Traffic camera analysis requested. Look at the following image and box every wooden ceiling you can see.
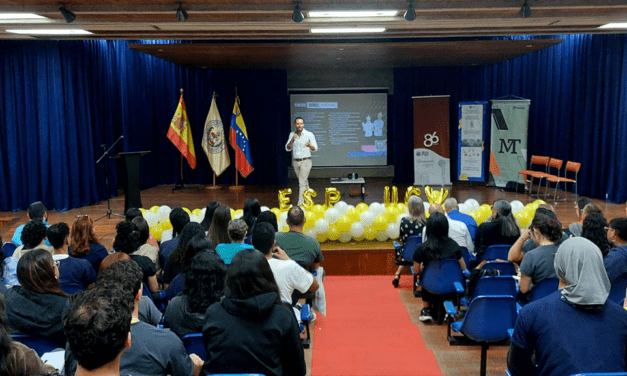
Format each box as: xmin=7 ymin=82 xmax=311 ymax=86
xmin=0 ymin=0 xmax=624 ymax=68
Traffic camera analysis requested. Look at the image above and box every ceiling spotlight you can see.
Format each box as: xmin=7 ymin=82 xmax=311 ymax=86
xmin=404 ymin=0 xmax=416 ymax=22
xmin=59 ymin=4 xmax=76 ymax=24
xmin=519 ymin=0 xmax=531 ymax=18
xmin=292 ymin=3 xmax=304 ymax=23
xmin=176 ymin=3 xmax=188 ymax=22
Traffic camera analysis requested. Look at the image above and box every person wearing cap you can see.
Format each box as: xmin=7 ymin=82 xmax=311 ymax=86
xmin=286 ymin=117 xmax=318 ymax=206
xmin=215 ymin=218 xmax=254 ymax=265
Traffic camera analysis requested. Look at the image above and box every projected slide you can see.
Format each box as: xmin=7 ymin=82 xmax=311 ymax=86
xmin=290 ymin=92 xmax=388 ymax=167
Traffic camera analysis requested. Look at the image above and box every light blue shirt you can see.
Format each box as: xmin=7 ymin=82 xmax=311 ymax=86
xmin=12 ymin=221 xmax=51 ymax=247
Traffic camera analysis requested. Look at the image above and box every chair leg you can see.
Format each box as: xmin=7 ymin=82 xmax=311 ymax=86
xmin=480 ymin=343 xmax=488 ymax=376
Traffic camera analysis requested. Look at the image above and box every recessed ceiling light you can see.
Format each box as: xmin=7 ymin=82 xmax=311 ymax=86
xmin=6 ymin=29 xmax=93 ymax=35
xmin=311 ymin=27 xmax=386 ymax=34
xmin=0 ymin=13 xmax=46 ymax=20
xmin=599 ymin=23 xmax=627 ymax=29
xmin=308 ymin=11 xmax=398 ymax=18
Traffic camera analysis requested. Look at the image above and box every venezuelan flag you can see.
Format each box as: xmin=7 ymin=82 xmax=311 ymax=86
xmin=229 ymin=96 xmax=254 ymax=178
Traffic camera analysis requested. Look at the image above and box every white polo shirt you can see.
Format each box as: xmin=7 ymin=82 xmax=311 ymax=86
xmin=285 ymin=129 xmax=318 ymax=159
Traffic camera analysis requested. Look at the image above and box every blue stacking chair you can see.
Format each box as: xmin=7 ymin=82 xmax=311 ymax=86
xmin=481 ymin=260 xmax=516 ymax=276
xmin=525 ymin=277 xmax=559 ymax=304
xmin=466 ymin=275 xmax=518 ymax=304
xmin=11 ymin=334 xmax=59 ymax=357
xmin=2 ymin=242 xmax=17 ymax=258
xmin=182 ymin=333 xmax=205 ymax=360
xmin=570 ymin=373 xmax=627 ymax=375
xmin=608 ymin=274 xmax=627 ymax=304
xmin=480 ymin=244 xmax=511 ymax=262
xmin=444 ymin=295 xmax=518 ymax=376
xmin=393 ymin=235 xmax=422 ymax=296
xmin=210 ymin=374 xmax=266 ymax=376
xmin=420 ymin=258 xmax=465 ymax=323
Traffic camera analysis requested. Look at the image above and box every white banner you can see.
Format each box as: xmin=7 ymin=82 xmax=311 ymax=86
xmin=489 ymin=99 xmax=530 ymax=187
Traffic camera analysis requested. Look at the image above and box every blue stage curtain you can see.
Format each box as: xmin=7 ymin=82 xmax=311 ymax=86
xmin=393 ymin=34 xmax=627 ymax=203
xmin=0 ymin=40 xmax=289 ymax=211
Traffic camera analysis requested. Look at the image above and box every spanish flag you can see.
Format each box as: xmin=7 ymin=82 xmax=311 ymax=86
xmin=229 ymin=96 xmax=254 ymax=178
xmin=167 ymin=92 xmax=197 ymax=169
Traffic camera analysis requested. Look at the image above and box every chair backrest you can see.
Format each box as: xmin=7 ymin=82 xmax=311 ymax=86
xmin=527 ymin=277 xmax=559 ymax=303
xmin=11 ymin=334 xmax=58 ymax=357
xmin=565 ymin=161 xmax=581 ymax=173
xmin=608 ymin=274 xmax=627 ymax=304
xmin=182 ymin=332 xmax=206 ymax=360
xmin=460 ymin=295 xmax=517 ymax=342
xmin=481 ymin=244 xmax=511 ymax=262
xmin=401 ymin=235 xmax=422 ymax=261
xmin=471 ymin=276 xmax=518 ymax=302
xmin=2 ymin=242 xmax=17 ymax=258
xmin=547 ymin=158 xmax=563 ymax=177
xmin=530 ymin=155 xmax=550 ymax=171
xmin=421 ymin=258 xmax=464 ymax=296
xmin=481 ymin=260 xmax=516 ymax=276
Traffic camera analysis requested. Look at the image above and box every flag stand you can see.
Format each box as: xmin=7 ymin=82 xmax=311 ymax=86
xmin=206 ymin=172 xmax=221 ymax=190
xmin=173 ymin=155 xmax=185 ymax=191
xmin=229 ymin=170 xmax=244 ymax=190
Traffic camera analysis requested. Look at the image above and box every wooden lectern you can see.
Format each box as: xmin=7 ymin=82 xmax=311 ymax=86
xmin=115 ymin=151 xmax=150 ymax=213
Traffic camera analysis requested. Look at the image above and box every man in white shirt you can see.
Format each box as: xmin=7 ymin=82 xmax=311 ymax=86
xmin=424 ymin=204 xmax=474 ymax=253
xmin=286 ymin=117 xmax=318 ymax=206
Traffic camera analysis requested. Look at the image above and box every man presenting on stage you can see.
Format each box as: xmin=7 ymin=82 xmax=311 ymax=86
xmin=286 ymin=117 xmax=318 ymax=206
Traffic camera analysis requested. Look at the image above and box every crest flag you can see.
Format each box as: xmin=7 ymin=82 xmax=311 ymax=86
xmin=202 ymin=96 xmax=230 ymax=176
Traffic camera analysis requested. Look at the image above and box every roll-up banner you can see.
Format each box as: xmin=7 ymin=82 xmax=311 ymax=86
xmin=458 ymin=101 xmax=488 ymax=182
xmin=489 ymin=99 xmax=530 ymax=187
xmin=412 ymin=95 xmax=451 ymax=186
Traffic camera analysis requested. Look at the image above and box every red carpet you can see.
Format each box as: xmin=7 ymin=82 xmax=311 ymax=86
xmin=311 ymin=276 xmax=442 ymax=376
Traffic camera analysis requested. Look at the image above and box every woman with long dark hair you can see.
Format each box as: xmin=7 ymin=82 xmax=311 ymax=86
xmin=583 ymin=212 xmax=612 ymax=257
xmin=475 ymin=200 xmax=520 ymax=257
xmin=202 ymin=248 xmax=305 ymax=376
xmin=254 ymin=211 xmax=279 ymax=232
xmin=200 ymin=202 xmax=220 ymax=233
xmin=69 ymin=216 xmax=109 ymax=273
xmin=393 ymin=195 xmax=427 ymax=288
xmin=131 ymin=216 xmax=160 ymax=269
xmin=162 ymin=222 xmax=206 ymax=287
xmin=412 ymin=212 xmax=466 ymax=322
xmin=5 ymin=249 xmax=68 ymax=347
xmin=113 ymin=221 xmax=158 ymax=294
xmin=164 ymin=251 xmax=226 ymax=338
xmin=208 ymin=205 xmax=232 ymax=246
xmin=242 ymin=197 xmax=261 ymax=235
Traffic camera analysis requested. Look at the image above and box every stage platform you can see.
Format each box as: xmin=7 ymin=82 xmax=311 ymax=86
xmin=1 ymin=178 xmax=622 ymax=276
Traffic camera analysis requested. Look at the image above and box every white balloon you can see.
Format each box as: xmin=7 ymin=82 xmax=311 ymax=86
xmin=144 ymin=212 xmax=158 ymax=227
xmin=464 ymin=199 xmax=480 ymax=212
xmin=279 ymin=212 xmax=288 ymax=228
xmin=360 ymin=210 xmax=376 ymax=227
xmin=305 ymin=229 xmax=317 ymax=239
xmin=369 ymin=202 xmax=385 ymax=216
xmin=423 ymin=202 xmax=430 ymax=213
xmin=234 ymin=213 xmax=243 ymax=219
xmin=458 ymin=203 xmax=466 ymax=213
xmin=314 ymin=219 xmax=329 ymax=234
xmin=200 ymin=208 xmax=207 ymax=218
xmin=339 ymin=232 xmax=352 ymax=243
xmin=260 ymin=206 xmax=270 ymax=212
xmin=349 ymin=222 xmax=365 ymax=238
xmin=158 ymin=205 xmax=172 ymax=217
xmin=387 ymin=223 xmax=400 ymax=239
xmin=510 ymin=200 xmax=524 ymax=214
xmin=189 ymin=215 xmax=199 ymax=223
xmin=376 ymin=231 xmax=389 ymax=242
xmin=334 ymin=201 xmax=348 ymax=214
xmin=325 ymin=208 xmax=340 ymax=224
xmin=346 ymin=204 xmax=355 ymax=212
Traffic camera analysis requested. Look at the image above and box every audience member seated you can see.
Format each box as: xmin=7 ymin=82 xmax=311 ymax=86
xmin=69 ymin=216 xmax=109 ymax=273
xmin=131 ymin=217 xmax=160 ymax=269
xmin=0 ymin=293 xmax=56 ymax=375
xmin=5 ymin=249 xmax=68 ymax=347
xmin=159 ymin=208 xmax=190 ymax=267
xmin=164 ymin=251 xmax=226 ymax=338
xmin=99 ymin=253 xmax=162 ymax=327
xmin=275 ymin=206 xmax=324 ymax=271
xmin=48 ymin=222 xmax=96 ymax=295
xmin=242 ymin=197 xmax=261 ymax=236
xmin=583 ymin=212 xmax=612 ymax=257
xmin=254 ymin=222 xmax=318 ymax=320
xmin=125 ymin=208 xmax=159 ymax=249
xmin=444 ymin=197 xmax=478 ymax=241
xmin=517 ymin=212 xmax=562 ymax=297
xmin=207 ymin=205 xmax=232 ymax=247
xmin=65 ymin=260 xmax=203 ymax=376
xmin=254 ymin=210 xmax=279 ymax=232
xmin=202 ymin=248 xmax=306 ymax=376
xmin=199 ymin=202 xmax=220 ymax=234
xmin=474 ymin=200 xmax=520 ymax=257
xmin=393 ymin=195 xmax=427 ymax=288
xmin=12 ymin=220 xmax=52 ymax=260
xmin=425 ymin=204 xmax=474 ymax=253
xmin=113 ymin=221 xmax=158 ymax=294
xmin=605 ymin=217 xmax=627 ymax=283
xmin=216 ymin=219 xmax=254 ymax=265
xmin=568 ymin=197 xmax=593 ymax=236
xmin=11 ymin=201 xmax=50 ymax=247
xmin=508 ymin=237 xmax=627 ymax=376
xmin=508 ymin=208 xmax=561 ymax=265
xmin=162 ymin=236 xmax=215 ymax=301
xmin=163 ymin=222 xmax=206 ymax=288
xmin=63 ymin=286 xmax=132 ymax=376
xmin=412 ymin=212 xmax=467 ymax=322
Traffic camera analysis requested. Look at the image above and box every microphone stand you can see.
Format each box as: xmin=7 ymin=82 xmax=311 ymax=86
xmin=95 ymin=135 xmax=125 ymax=221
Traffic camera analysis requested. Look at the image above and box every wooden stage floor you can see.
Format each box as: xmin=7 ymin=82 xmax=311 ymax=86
xmin=1 ymin=178 xmax=623 ymax=276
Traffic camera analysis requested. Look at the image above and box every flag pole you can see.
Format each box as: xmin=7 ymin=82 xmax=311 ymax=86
xmin=173 ymin=88 xmax=186 ymax=192
xmin=229 ymin=90 xmax=244 ymax=191
xmin=207 ymin=91 xmax=222 ymax=190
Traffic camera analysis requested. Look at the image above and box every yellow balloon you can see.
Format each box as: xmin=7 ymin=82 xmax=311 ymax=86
xmin=150 ymin=206 xmax=160 ymax=213
xmin=396 ymin=203 xmax=407 ymax=213
xmin=533 ymin=199 xmax=546 ymax=205
xmin=302 ymin=189 xmax=317 ymax=211
xmin=182 ymin=207 xmax=191 ymax=215
xmin=385 ymin=206 xmax=397 ymax=223
xmin=278 ymin=188 xmax=293 ymax=212
xmin=327 ymin=225 xmax=341 ymax=241
xmin=353 ymin=235 xmax=365 ymax=242
xmin=346 ymin=208 xmax=360 ymax=222
xmin=316 ymin=232 xmax=328 ymax=243
xmin=234 ymin=209 xmax=243 ymax=218
xmin=324 ymin=187 xmax=341 ymax=208
xmin=364 ymin=226 xmax=378 ymax=241
xmin=404 ymin=186 xmax=422 ymax=205
xmin=164 ymin=219 xmax=173 ymax=230
xmin=230 ymin=208 xmax=236 ymax=218
xmin=373 ymin=215 xmax=388 ymax=231
xmin=356 ymin=202 xmax=369 ymax=214
xmin=515 ymin=210 xmax=532 ymax=228
xmin=335 ymin=215 xmax=352 ymax=232
xmin=271 ymin=207 xmax=281 ymax=217
xmin=139 ymin=208 xmax=147 ymax=214
xmin=281 ymin=225 xmax=290 ymax=233
xmin=192 ymin=208 xmax=201 ymax=216
xmin=304 ymin=211 xmax=316 ymax=230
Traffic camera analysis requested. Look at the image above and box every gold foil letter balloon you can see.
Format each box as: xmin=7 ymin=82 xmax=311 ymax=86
xmin=324 ymin=187 xmax=341 ymax=208
xmin=424 ymin=186 xmax=449 ymax=205
xmin=278 ymin=188 xmax=292 ymax=211
xmin=383 ymin=186 xmax=399 ymax=207
xmin=302 ymin=188 xmax=317 ymax=211
xmin=404 ymin=186 xmax=422 ymax=205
